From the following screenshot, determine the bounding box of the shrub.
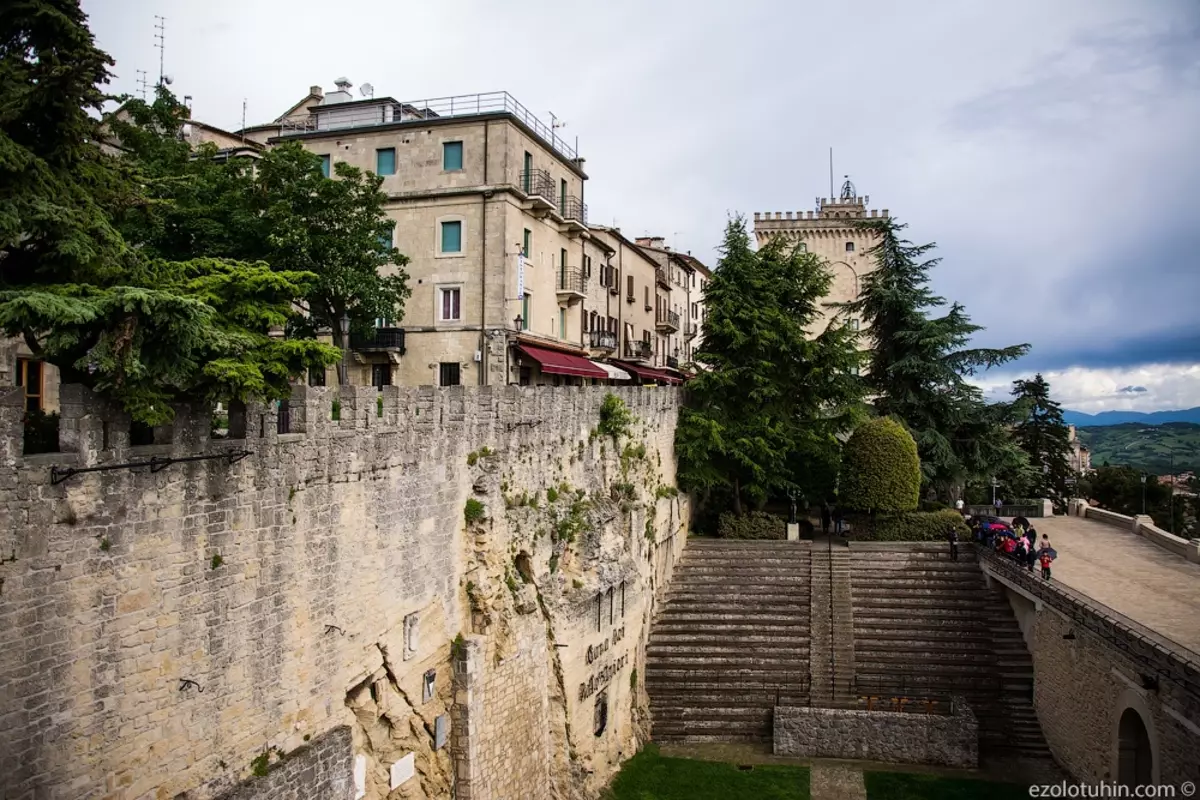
[847,509,969,541]
[464,499,486,525]
[597,393,634,440]
[22,409,60,455]
[331,399,341,421]
[376,395,384,417]
[717,511,786,540]
[839,417,920,513]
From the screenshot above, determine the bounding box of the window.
[519,366,531,386]
[440,220,462,253]
[376,148,396,176]
[443,141,463,171]
[850,318,860,331]
[15,358,42,412]
[319,154,331,178]
[559,308,566,339]
[692,302,698,319]
[378,222,394,250]
[584,255,591,279]
[522,152,533,192]
[521,294,530,329]
[644,286,650,309]
[522,228,532,257]
[594,690,608,737]
[626,274,634,300]
[609,316,617,334]
[845,241,855,253]
[438,287,462,322]
[308,367,326,387]
[439,363,461,386]
[371,364,392,388]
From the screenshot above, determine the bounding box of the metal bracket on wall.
[50,450,253,485]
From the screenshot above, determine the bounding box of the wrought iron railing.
[278,91,580,161]
[656,310,680,330]
[589,330,617,350]
[665,355,679,369]
[520,168,556,202]
[350,327,406,352]
[684,320,698,338]
[624,340,653,360]
[560,194,587,224]
[655,267,671,289]
[556,268,586,294]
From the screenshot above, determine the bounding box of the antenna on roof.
[153,16,166,86]
[359,83,375,98]
[136,69,149,100]
[549,111,566,150]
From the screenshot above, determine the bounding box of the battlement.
[752,202,890,225]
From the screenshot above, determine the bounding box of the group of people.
[950,502,1056,579]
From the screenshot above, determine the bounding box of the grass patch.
[863,772,1029,800]
[605,746,810,800]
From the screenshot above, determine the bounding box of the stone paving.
[1029,516,1200,656]
[809,764,866,800]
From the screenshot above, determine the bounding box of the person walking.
[820,502,832,536]
[1039,548,1054,580]
[947,525,959,562]
[833,506,844,536]
[1025,529,1039,571]
[994,496,1003,514]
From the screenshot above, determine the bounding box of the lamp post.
[513,314,523,332]
[1140,473,1147,515]
[338,313,350,385]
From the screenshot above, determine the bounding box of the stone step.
[652,718,771,734]
[663,593,810,606]
[672,575,812,587]
[650,633,812,647]
[647,654,810,670]
[654,611,811,624]
[651,620,811,635]
[648,643,810,658]
[649,692,802,708]
[854,628,994,643]
[652,732,771,744]
[645,670,809,686]
[855,639,994,653]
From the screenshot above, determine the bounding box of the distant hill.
[1062,407,1200,427]
[1075,422,1200,474]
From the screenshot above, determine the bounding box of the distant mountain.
[1062,407,1200,427]
[1074,422,1200,474]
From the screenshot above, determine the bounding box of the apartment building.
[256,79,648,388]
[633,237,711,369]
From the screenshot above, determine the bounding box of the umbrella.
[1012,516,1031,529]
[1041,547,1058,560]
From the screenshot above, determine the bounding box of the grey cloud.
[1119,386,1148,394]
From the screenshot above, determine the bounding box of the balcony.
[589,330,617,351]
[656,310,680,333]
[351,327,406,353]
[556,267,587,302]
[685,320,698,339]
[666,355,680,370]
[521,168,556,211]
[624,340,653,360]
[561,194,588,232]
[655,267,672,290]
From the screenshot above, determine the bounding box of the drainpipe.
[479,123,490,385]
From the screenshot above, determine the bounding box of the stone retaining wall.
[773,703,978,767]
[1068,500,1200,563]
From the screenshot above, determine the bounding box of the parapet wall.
[1067,499,1200,563]
[0,383,690,800]
[773,703,977,768]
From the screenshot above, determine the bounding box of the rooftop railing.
[278,92,579,161]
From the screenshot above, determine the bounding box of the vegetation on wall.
[839,417,921,513]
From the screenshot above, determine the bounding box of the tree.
[839,417,921,513]
[841,219,1031,500]
[1010,374,1073,508]
[675,217,864,515]
[0,2,339,423]
[107,94,411,366]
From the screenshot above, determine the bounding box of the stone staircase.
[646,538,812,743]
[849,543,1054,762]
[810,541,855,705]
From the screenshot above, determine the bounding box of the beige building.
[752,179,889,333]
[634,237,711,368]
[1068,425,1092,474]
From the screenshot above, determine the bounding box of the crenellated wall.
[0,383,689,800]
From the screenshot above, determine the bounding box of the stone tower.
[753,179,889,332]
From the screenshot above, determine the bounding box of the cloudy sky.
[83,0,1200,413]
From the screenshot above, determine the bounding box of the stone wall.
[0,383,688,800]
[216,727,354,800]
[983,554,1200,785]
[1068,499,1200,563]
[773,704,978,767]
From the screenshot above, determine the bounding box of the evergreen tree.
[842,220,1030,499]
[1010,374,1073,508]
[676,217,864,515]
[0,2,339,423]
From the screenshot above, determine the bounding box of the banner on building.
[517,253,525,299]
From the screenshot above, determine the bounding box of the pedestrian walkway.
[1032,516,1200,656]
[810,764,866,800]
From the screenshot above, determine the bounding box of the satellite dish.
[360,83,374,98]
[162,74,174,85]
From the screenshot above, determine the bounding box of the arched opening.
[1117,707,1153,786]
[515,551,534,584]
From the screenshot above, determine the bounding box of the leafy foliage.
[839,417,921,513]
[846,509,969,541]
[22,409,60,454]
[0,8,340,423]
[464,498,486,525]
[676,217,865,515]
[842,220,1030,499]
[716,510,788,540]
[1079,464,1194,535]
[1009,374,1073,508]
[597,393,634,441]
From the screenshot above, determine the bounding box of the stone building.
[633,237,711,368]
[1068,425,1092,474]
[752,179,890,333]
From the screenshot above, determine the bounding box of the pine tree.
[676,217,864,514]
[842,219,1030,499]
[1010,374,1076,509]
[0,2,339,423]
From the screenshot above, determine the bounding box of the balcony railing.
[625,340,653,360]
[351,327,407,353]
[666,355,680,369]
[656,310,680,332]
[278,91,580,161]
[655,267,671,290]
[561,195,587,226]
[589,330,617,351]
[685,320,698,339]
[520,168,557,206]
[556,267,587,297]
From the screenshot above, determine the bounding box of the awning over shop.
[591,361,632,381]
[517,344,608,380]
[611,360,683,385]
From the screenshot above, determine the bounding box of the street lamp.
[513,314,524,331]
[1140,473,1147,515]
[339,313,350,385]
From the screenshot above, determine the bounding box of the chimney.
[635,236,666,249]
[310,85,324,99]
[334,77,352,93]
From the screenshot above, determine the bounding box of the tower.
[752,178,889,333]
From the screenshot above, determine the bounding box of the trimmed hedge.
[839,417,920,513]
[718,511,789,540]
[847,509,969,541]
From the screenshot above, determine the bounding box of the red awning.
[611,360,682,385]
[518,344,608,379]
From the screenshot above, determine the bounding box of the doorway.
[1117,707,1153,786]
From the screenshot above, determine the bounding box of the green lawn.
[606,746,811,800]
[864,771,1031,799]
